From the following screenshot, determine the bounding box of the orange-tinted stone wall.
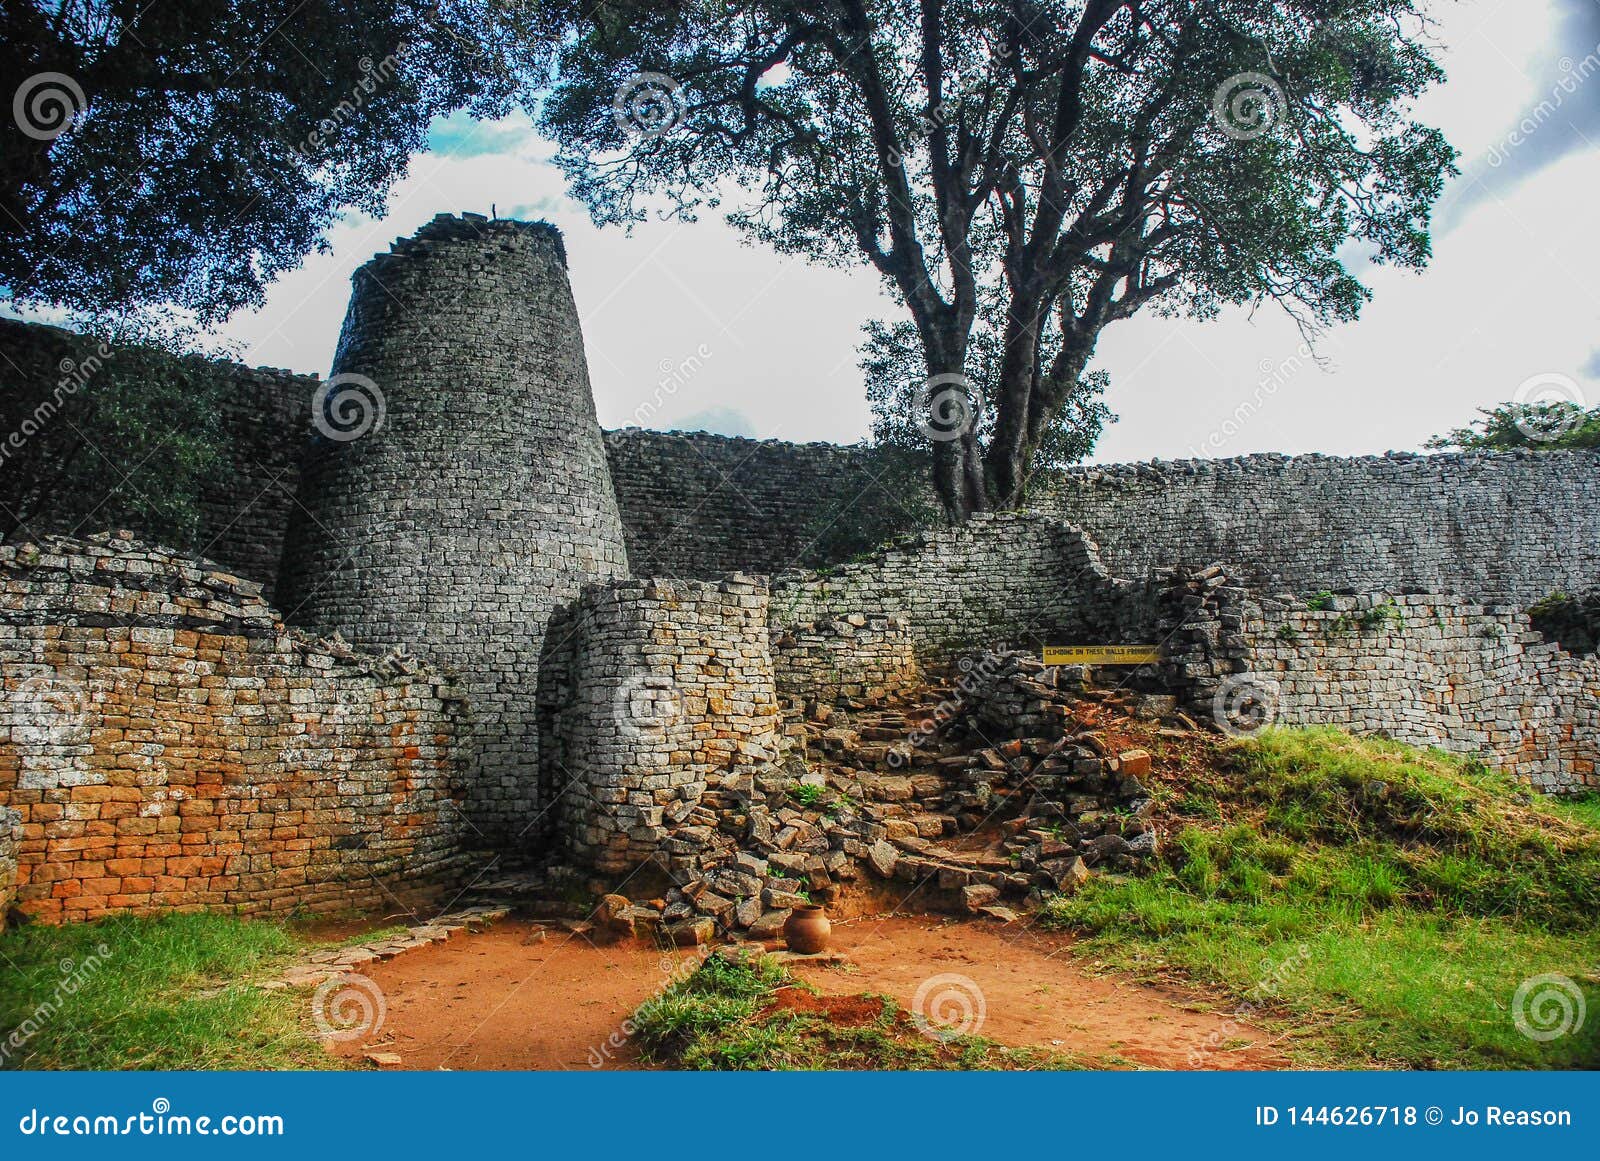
[0,532,472,923]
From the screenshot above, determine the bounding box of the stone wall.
[603,430,930,577]
[194,365,310,598]
[539,575,781,874]
[769,514,1154,664]
[771,614,919,711]
[602,431,1600,603]
[0,805,18,928]
[8,312,1598,611]
[277,214,630,847]
[0,316,313,599]
[1160,568,1599,793]
[0,532,472,923]
[1038,452,1600,602]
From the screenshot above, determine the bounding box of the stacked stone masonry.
[5,311,1597,607]
[539,575,782,873]
[0,317,315,600]
[598,431,1600,605]
[277,214,630,845]
[0,532,472,923]
[769,513,1154,664]
[1254,597,1599,792]
[0,804,19,928]
[1,210,1598,934]
[770,614,919,711]
[1160,566,1599,792]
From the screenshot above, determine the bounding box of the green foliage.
[2,1,552,323]
[1527,589,1600,656]
[789,782,827,808]
[0,321,232,545]
[860,314,1115,480]
[1305,591,1336,611]
[542,1,1455,513]
[0,913,328,1070]
[1425,401,1600,452]
[795,444,945,566]
[1042,727,1600,1068]
[1356,600,1405,631]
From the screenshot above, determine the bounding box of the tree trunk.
[917,315,986,521]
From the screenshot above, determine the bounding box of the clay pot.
[783,904,831,954]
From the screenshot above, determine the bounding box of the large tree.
[541,0,1456,518]
[1,0,547,325]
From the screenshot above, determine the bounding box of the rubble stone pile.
[583,650,1160,943]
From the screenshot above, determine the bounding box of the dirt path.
[791,914,1290,1070]
[327,922,706,1070]
[326,916,1289,1071]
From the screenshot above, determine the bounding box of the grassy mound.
[1043,727,1600,1069]
[630,952,1078,1070]
[0,913,333,1070]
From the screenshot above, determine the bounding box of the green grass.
[1042,727,1600,1069]
[0,913,337,1070]
[629,952,1080,1071]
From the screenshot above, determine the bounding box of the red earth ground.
[327,913,1290,1071]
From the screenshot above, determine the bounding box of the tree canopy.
[1,0,548,325]
[540,0,1456,517]
[1425,398,1600,452]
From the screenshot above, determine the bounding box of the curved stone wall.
[277,214,630,845]
[0,532,472,923]
[769,514,1154,663]
[538,575,780,873]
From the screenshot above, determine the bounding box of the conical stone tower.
[278,213,630,846]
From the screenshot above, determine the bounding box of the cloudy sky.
[217,0,1600,463]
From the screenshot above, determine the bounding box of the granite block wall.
[0,532,472,923]
[602,431,1600,604]
[277,214,630,847]
[771,614,919,711]
[0,805,18,929]
[539,575,781,874]
[7,311,1597,613]
[193,365,312,598]
[1160,568,1599,792]
[1037,452,1600,602]
[602,429,928,576]
[769,513,1155,664]
[0,317,314,599]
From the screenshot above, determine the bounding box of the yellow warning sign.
[1043,645,1161,666]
